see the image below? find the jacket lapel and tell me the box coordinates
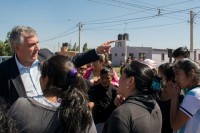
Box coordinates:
[8,56,27,97]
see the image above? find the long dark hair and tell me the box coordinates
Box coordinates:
[174,58,200,86]
[41,55,92,133]
[0,98,17,133]
[158,62,175,82]
[123,60,161,98]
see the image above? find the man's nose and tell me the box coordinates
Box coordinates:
[35,43,40,51]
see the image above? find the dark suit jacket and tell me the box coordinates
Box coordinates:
[0,49,99,107]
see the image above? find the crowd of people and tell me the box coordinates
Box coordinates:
[0,25,200,133]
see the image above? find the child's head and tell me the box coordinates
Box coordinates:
[143,59,158,75]
[100,66,114,87]
[91,54,105,71]
[173,58,200,89]
[172,47,190,62]
[77,64,87,77]
[158,63,175,86]
[41,55,75,94]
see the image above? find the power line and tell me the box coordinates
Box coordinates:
[83,21,186,31]
[88,0,142,11]
[87,0,197,23]
[85,6,199,25]
[40,29,78,43]
[85,15,156,25]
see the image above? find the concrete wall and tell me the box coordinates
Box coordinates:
[110,47,172,67]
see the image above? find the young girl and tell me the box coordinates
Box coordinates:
[157,63,175,133]
[169,58,200,132]
[8,55,96,133]
[84,54,119,87]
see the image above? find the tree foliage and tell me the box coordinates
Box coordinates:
[82,43,89,52]
[0,32,13,56]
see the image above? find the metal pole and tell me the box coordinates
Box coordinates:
[78,22,81,53]
[190,10,194,60]
[125,40,127,62]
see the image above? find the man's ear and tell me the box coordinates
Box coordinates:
[11,44,16,51]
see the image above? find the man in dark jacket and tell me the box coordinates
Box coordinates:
[0,26,114,107]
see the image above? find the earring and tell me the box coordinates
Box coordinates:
[126,84,129,88]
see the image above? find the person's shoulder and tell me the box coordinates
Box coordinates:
[38,48,54,62]
[0,56,15,73]
[9,97,29,111]
[111,104,131,119]
[187,87,200,97]
[15,97,29,105]
[109,85,117,90]
[0,56,15,66]
[90,83,101,91]
[86,67,93,72]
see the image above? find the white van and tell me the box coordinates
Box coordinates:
[0,56,12,63]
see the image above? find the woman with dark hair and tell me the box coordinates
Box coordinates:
[103,60,162,133]
[157,63,175,133]
[7,55,96,133]
[168,58,200,133]
[172,47,190,62]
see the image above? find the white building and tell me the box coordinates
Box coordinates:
[110,34,200,67]
[110,40,170,66]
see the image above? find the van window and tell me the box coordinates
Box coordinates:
[0,56,12,63]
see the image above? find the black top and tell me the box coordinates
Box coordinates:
[156,92,184,133]
[89,83,117,124]
[103,95,162,133]
[157,99,172,133]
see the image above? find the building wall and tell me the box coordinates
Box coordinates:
[111,46,153,66]
[110,46,171,67]
[194,49,200,62]
[152,49,171,66]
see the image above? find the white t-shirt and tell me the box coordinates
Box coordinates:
[176,87,200,133]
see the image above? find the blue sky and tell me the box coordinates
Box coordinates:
[0,0,200,52]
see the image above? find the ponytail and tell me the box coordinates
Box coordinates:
[59,76,92,133]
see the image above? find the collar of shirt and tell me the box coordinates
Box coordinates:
[15,54,40,72]
[33,95,61,108]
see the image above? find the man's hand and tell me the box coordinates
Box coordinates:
[96,41,115,54]
[114,95,125,107]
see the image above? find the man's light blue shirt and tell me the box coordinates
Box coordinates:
[15,55,43,97]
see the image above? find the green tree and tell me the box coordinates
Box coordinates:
[0,41,5,55]
[68,43,72,51]
[72,43,77,51]
[0,37,13,56]
[76,45,79,51]
[82,43,88,52]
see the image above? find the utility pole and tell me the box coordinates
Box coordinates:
[67,19,82,53]
[190,10,194,60]
[124,41,127,62]
[58,42,60,52]
[78,22,82,53]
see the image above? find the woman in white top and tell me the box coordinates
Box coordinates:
[168,58,200,133]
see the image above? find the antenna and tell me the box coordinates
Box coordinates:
[157,9,161,16]
[124,22,127,33]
